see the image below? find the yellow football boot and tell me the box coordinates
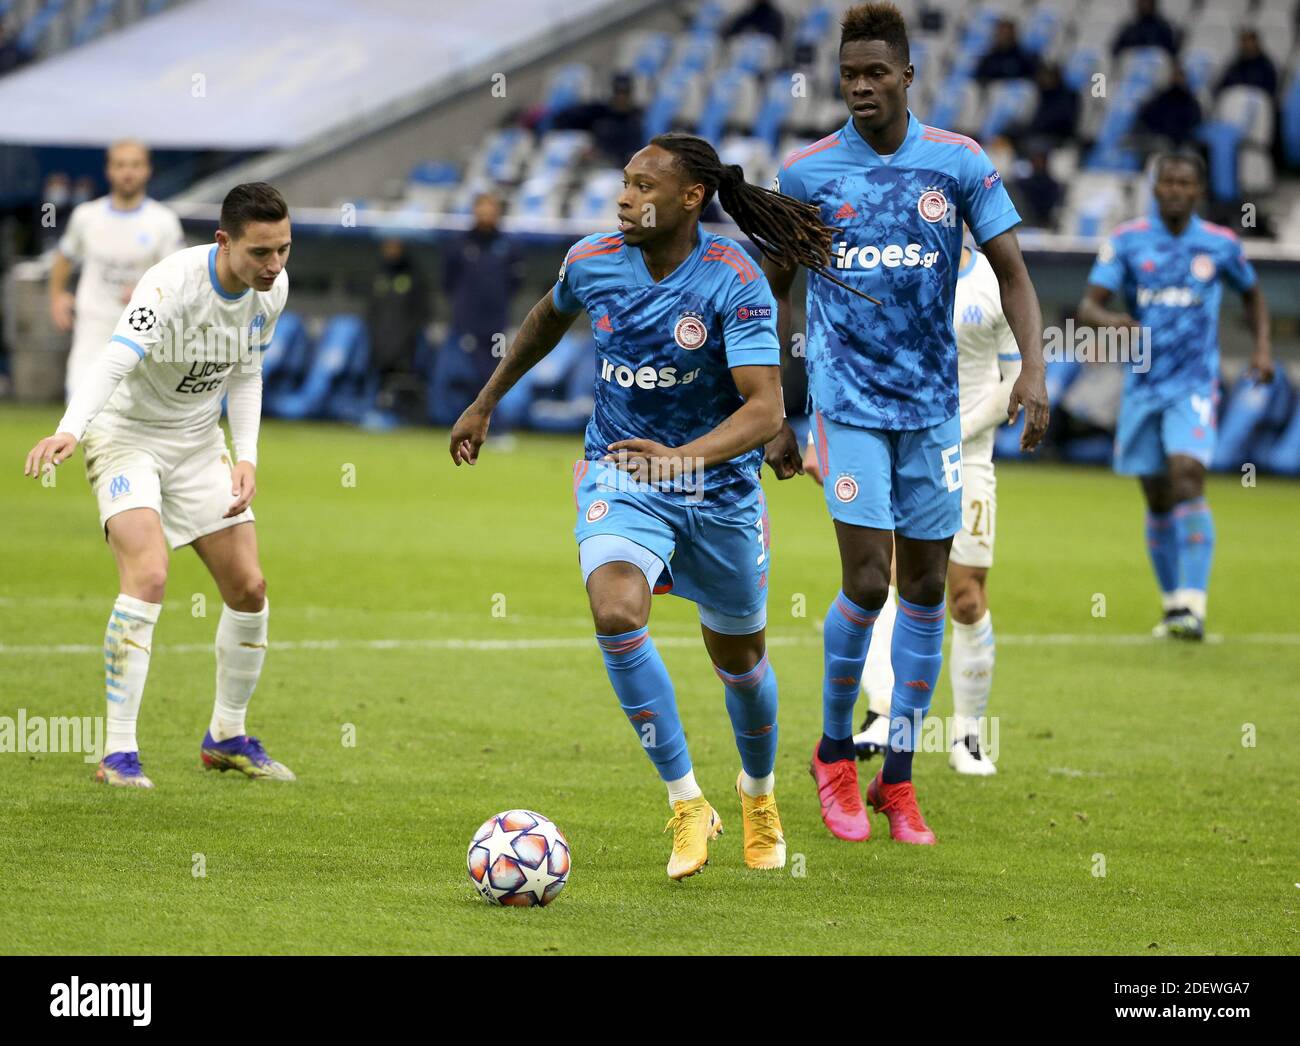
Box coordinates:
[663,796,723,880]
[736,773,787,869]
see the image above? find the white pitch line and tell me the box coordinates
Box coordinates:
[1,633,1298,656]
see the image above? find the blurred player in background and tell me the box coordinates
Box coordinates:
[48,140,185,398]
[23,183,293,789]
[451,134,837,880]
[1077,151,1273,640]
[839,241,1022,775]
[763,2,1049,845]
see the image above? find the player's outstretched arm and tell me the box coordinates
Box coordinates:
[758,255,804,479]
[605,365,784,480]
[22,337,143,478]
[1241,285,1274,382]
[1075,284,1138,331]
[448,292,579,465]
[49,251,76,332]
[982,229,1049,451]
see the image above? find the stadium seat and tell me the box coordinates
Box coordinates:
[980,78,1036,140]
[524,331,596,434]
[1212,371,1295,471]
[535,63,595,134]
[569,169,624,221]
[267,317,363,420]
[326,316,379,423]
[1264,395,1300,476]
[260,311,311,396]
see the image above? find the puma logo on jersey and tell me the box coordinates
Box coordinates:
[599,358,699,389]
[833,242,940,270]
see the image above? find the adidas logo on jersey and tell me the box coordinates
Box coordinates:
[833,201,858,220]
[833,242,940,271]
[599,357,700,390]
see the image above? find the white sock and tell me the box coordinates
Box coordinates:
[862,585,896,715]
[950,609,995,741]
[666,769,702,806]
[104,595,162,756]
[209,600,269,741]
[740,771,775,797]
[1162,591,1182,613]
[1175,588,1207,619]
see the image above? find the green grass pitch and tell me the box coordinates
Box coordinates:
[1,403,1296,954]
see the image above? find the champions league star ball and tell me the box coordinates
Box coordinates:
[467,810,571,907]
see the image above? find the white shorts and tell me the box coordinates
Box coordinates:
[83,421,253,549]
[950,457,995,569]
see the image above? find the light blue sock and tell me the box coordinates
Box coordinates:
[715,654,778,779]
[596,627,690,781]
[822,591,880,741]
[883,597,946,784]
[1174,497,1215,599]
[1145,510,1178,598]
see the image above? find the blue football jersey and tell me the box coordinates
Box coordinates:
[776,111,1020,430]
[1086,213,1256,401]
[552,229,780,508]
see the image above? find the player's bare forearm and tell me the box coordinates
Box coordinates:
[983,230,1049,449]
[49,253,71,299]
[1076,285,1135,329]
[475,294,577,412]
[761,255,799,369]
[676,366,785,468]
[1242,285,1273,379]
[450,293,578,466]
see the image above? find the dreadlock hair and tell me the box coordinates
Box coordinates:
[840,2,910,65]
[649,132,836,272]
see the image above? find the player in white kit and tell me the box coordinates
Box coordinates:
[805,243,1022,774]
[48,140,185,398]
[24,183,294,789]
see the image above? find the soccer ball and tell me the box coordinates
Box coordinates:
[467,810,571,907]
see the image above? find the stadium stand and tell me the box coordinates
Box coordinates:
[3,0,1299,472]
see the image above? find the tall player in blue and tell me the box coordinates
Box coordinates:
[450,134,839,879]
[763,2,1050,845]
[1078,151,1273,640]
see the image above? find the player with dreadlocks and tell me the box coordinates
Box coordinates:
[450,132,831,881]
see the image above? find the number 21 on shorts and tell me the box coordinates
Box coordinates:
[941,444,963,493]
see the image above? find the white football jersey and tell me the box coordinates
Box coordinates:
[58,196,186,323]
[94,243,286,435]
[954,250,1019,463]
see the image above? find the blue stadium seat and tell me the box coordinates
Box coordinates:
[1264,395,1300,476]
[72,0,117,47]
[753,77,796,147]
[18,0,66,51]
[260,311,311,395]
[981,79,1036,141]
[1283,76,1300,168]
[325,315,378,423]
[1212,371,1295,471]
[267,316,364,420]
[525,331,596,434]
